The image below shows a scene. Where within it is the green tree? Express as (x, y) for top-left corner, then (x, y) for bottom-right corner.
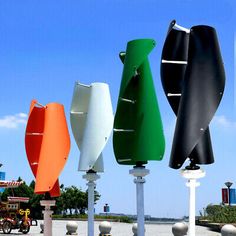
(56, 186), (100, 215)
(0, 178), (100, 218)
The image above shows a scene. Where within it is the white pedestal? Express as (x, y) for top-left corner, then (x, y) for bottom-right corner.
(129, 167), (149, 236)
(40, 200), (56, 236)
(181, 169), (205, 236)
(83, 172), (100, 236)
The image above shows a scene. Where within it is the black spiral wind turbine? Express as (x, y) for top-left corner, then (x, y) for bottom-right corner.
(161, 20), (225, 170)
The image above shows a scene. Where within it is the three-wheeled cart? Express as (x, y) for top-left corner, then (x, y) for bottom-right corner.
(0, 189), (37, 234)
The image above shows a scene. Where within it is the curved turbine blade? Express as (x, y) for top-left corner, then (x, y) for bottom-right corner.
(70, 82), (113, 172)
(113, 39), (165, 165)
(25, 100), (70, 197)
(161, 21), (225, 169)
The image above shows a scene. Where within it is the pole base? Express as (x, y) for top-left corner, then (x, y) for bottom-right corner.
(129, 166), (150, 178)
(83, 172), (100, 182)
(181, 168), (205, 180)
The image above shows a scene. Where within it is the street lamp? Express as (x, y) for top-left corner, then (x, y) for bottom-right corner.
(225, 182), (233, 206)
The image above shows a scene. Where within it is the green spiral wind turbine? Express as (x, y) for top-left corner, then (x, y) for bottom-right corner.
(113, 39), (165, 236)
(113, 39), (165, 166)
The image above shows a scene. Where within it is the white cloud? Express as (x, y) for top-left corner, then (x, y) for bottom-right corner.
(212, 115), (236, 129)
(0, 113), (28, 129)
(18, 113), (27, 118)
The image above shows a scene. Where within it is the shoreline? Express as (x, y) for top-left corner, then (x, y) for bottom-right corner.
(52, 217), (181, 224)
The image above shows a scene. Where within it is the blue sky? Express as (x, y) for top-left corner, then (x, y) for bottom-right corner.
(0, 0), (235, 218)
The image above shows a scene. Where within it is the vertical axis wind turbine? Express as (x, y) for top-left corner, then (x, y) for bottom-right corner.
(70, 82), (113, 236)
(160, 20), (225, 236)
(113, 39), (165, 236)
(25, 99), (70, 236)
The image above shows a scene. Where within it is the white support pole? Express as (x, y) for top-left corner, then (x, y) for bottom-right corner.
(83, 172), (100, 236)
(136, 176), (145, 236)
(188, 178), (197, 236)
(130, 167), (149, 236)
(40, 200), (56, 236)
(88, 181), (95, 236)
(181, 169), (205, 236)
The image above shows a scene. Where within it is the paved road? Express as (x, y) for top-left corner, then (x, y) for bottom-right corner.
(2, 220), (221, 236)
